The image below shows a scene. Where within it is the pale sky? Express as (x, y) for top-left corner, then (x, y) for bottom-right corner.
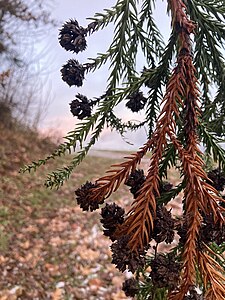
(38, 0), (170, 150)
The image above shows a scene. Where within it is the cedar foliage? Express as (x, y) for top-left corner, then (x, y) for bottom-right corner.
(21, 0), (225, 299)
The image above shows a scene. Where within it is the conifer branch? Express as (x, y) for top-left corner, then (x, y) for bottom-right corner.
(122, 42), (190, 251)
(139, 0), (164, 61)
(145, 30), (178, 136)
(168, 0), (225, 297)
(198, 246), (225, 300)
(199, 123), (225, 169)
(88, 138), (154, 204)
(44, 117), (106, 189)
(106, 112), (147, 136)
(86, 0), (123, 31)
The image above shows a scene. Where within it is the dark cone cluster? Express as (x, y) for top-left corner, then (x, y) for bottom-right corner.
(126, 91), (147, 112)
(70, 94), (92, 119)
(59, 19), (87, 53)
(122, 278), (139, 297)
(199, 213), (225, 245)
(75, 181), (104, 211)
(150, 254), (180, 289)
(207, 168), (225, 191)
(61, 59), (85, 87)
(111, 235), (146, 273)
(100, 203), (125, 241)
(153, 205), (175, 244)
(178, 213), (225, 247)
(125, 169), (146, 198)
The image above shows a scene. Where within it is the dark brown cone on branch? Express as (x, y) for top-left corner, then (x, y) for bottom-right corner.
(59, 19), (87, 53)
(199, 213), (225, 245)
(152, 205), (175, 244)
(126, 91), (147, 112)
(178, 214), (225, 247)
(125, 169), (146, 198)
(111, 235), (146, 273)
(100, 203), (125, 241)
(61, 59), (85, 87)
(75, 181), (104, 211)
(150, 254), (180, 289)
(70, 94), (92, 119)
(122, 278), (139, 297)
(207, 168), (225, 191)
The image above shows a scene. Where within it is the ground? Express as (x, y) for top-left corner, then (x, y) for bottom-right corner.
(0, 124), (181, 300)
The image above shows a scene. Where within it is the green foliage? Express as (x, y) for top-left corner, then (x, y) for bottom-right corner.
(187, 0), (225, 137)
(199, 122), (225, 169)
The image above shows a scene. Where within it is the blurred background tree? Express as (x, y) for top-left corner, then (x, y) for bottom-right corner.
(0, 0), (56, 128)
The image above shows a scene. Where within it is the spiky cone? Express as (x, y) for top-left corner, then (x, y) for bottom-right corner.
(100, 203), (125, 241)
(70, 94), (92, 119)
(199, 213), (225, 246)
(150, 254), (181, 289)
(125, 169), (146, 198)
(207, 168), (225, 192)
(111, 235), (146, 273)
(61, 59), (85, 87)
(152, 205), (175, 244)
(75, 181), (104, 211)
(122, 278), (139, 297)
(126, 91), (147, 112)
(59, 19), (87, 53)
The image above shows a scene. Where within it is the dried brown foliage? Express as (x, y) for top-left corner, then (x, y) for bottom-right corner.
(198, 245), (225, 299)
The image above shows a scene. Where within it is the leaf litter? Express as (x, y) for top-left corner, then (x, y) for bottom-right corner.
(0, 127), (136, 299)
(0, 125), (181, 299)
